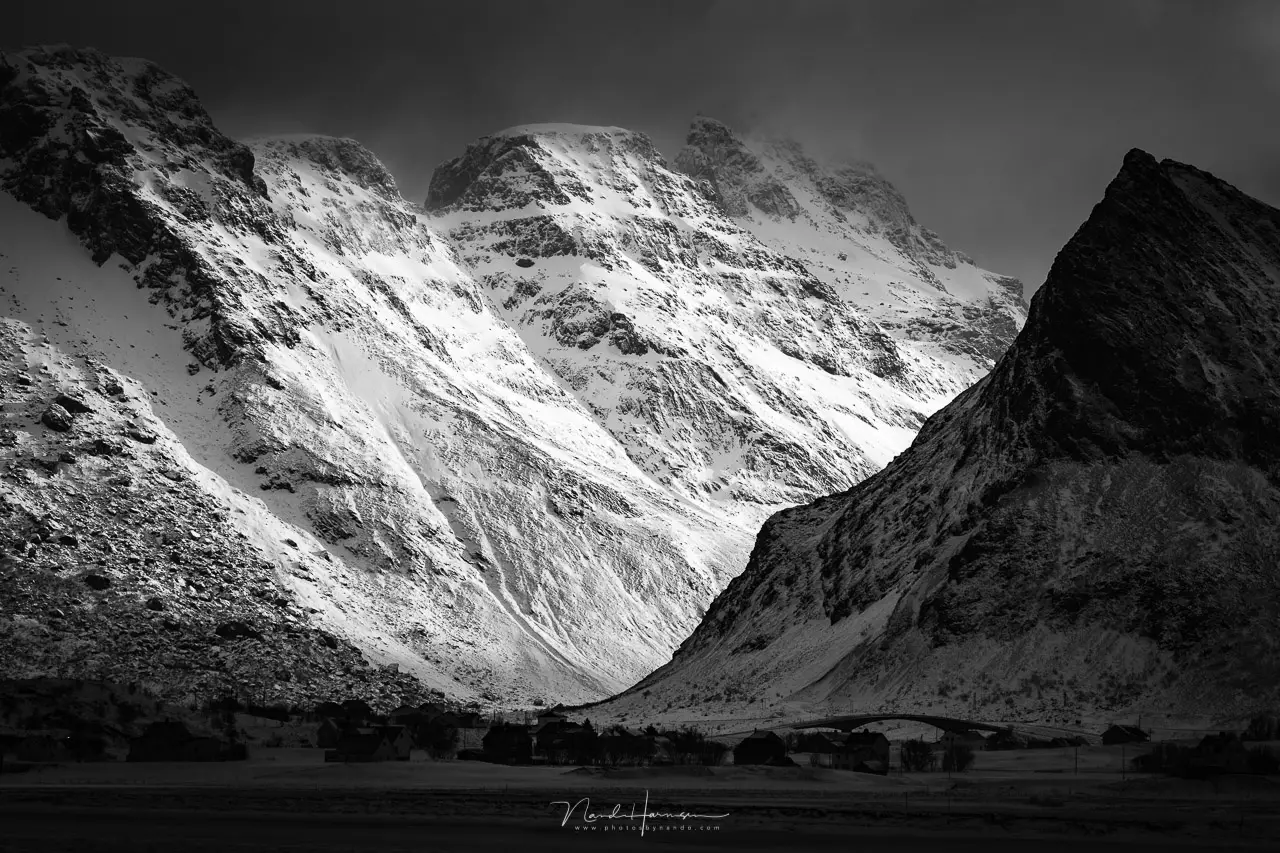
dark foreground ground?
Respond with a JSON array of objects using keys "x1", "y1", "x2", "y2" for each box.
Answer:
[
  {"x1": 0, "y1": 782, "x2": 1275, "y2": 852},
  {"x1": 0, "y1": 807, "x2": 1267, "y2": 853}
]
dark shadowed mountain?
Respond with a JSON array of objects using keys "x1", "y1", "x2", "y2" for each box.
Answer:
[{"x1": 615, "y1": 149, "x2": 1280, "y2": 722}]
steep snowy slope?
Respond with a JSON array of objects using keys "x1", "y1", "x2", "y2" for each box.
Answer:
[
  {"x1": 0, "y1": 47, "x2": 736, "y2": 704},
  {"x1": 426, "y1": 123, "x2": 962, "y2": 514},
  {"x1": 0, "y1": 303, "x2": 435, "y2": 710},
  {"x1": 617, "y1": 150, "x2": 1280, "y2": 723},
  {"x1": 676, "y1": 117, "x2": 1027, "y2": 393}
]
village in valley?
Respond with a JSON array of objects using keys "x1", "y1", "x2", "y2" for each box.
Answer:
[
  {"x1": 3, "y1": 677, "x2": 1280, "y2": 849},
  {"x1": 2, "y1": 677, "x2": 1278, "y2": 781}
]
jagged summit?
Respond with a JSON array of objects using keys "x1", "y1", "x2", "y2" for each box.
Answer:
[
  {"x1": 674, "y1": 116, "x2": 1028, "y2": 381},
  {"x1": 253, "y1": 136, "x2": 402, "y2": 202},
  {"x1": 1, "y1": 44, "x2": 265, "y2": 212},
  {"x1": 989, "y1": 147, "x2": 1280, "y2": 471},
  {"x1": 425, "y1": 123, "x2": 665, "y2": 213},
  {"x1": 678, "y1": 115, "x2": 956, "y2": 266},
  {"x1": 613, "y1": 149, "x2": 1280, "y2": 722},
  {"x1": 676, "y1": 117, "x2": 802, "y2": 220}
]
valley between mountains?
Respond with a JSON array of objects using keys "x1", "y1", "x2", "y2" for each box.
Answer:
[{"x1": 15, "y1": 45, "x2": 1272, "y2": 727}]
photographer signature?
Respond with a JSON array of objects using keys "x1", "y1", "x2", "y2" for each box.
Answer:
[{"x1": 551, "y1": 789, "x2": 729, "y2": 836}]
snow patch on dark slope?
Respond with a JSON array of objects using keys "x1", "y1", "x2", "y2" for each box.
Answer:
[{"x1": 614, "y1": 149, "x2": 1280, "y2": 724}]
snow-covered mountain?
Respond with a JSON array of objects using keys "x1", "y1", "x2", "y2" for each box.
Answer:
[
  {"x1": 676, "y1": 117, "x2": 1026, "y2": 388},
  {"x1": 424, "y1": 122, "x2": 1015, "y2": 510},
  {"x1": 614, "y1": 149, "x2": 1280, "y2": 723},
  {"x1": 0, "y1": 46, "x2": 1025, "y2": 708}
]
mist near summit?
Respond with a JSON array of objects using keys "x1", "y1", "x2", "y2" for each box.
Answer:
[{"x1": 12, "y1": 0, "x2": 1280, "y2": 294}]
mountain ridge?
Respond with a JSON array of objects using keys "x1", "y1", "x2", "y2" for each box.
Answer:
[
  {"x1": 0, "y1": 45, "x2": 1026, "y2": 708},
  {"x1": 675, "y1": 116, "x2": 1027, "y2": 376}
]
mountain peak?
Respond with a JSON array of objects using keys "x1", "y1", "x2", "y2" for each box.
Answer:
[
  {"x1": 686, "y1": 115, "x2": 739, "y2": 143},
  {"x1": 674, "y1": 115, "x2": 1027, "y2": 371},
  {"x1": 424, "y1": 123, "x2": 665, "y2": 212},
  {"x1": 0, "y1": 44, "x2": 266, "y2": 234},
  {"x1": 675, "y1": 116, "x2": 801, "y2": 220},
  {"x1": 675, "y1": 116, "x2": 960, "y2": 267},
  {"x1": 1121, "y1": 146, "x2": 1160, "y2": 170},
  {"x1": 1000, "y1": 151, "x2": 1280, "y2": 471},
  {"x1": 253, "y1": 135, "x2": 400, "y2": 201}
]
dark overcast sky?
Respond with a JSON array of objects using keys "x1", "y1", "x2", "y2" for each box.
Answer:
[{"x1": 12, "y1": 0, "x2": 1280, "y2": 291}]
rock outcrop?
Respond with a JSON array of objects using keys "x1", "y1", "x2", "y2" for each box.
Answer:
[
  {"x1": 676, "y1": 117, "x2": 1028, "y2": 376},
  {"x1": 425, "y1": 123, "x2": 974, "y2": 515}
]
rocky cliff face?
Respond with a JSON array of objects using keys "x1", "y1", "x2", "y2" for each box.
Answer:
[
  {"x1": 677, "y1": 117, "x2": 1027, "y2": 378},
  {"x1": 617, "y1": 150, "x2": 1280, "y2": 723},
  {"x1": 424, "y1": 123, "x2": 982, "y2": 512},
  {"x1": 0, "y1": 47, "x2": 1025, "y2": 709}
]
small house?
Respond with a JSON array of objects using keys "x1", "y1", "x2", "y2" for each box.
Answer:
[
  {"x1": 315, "y1": 701, "x2": 345, "y2": 719},
  {"x1": 1101, "y1": 725, "x2": 1149, "y2": 746},
  {"x1": 16, "y1": 734, "x2": 69, "y2": 763},
  {"x1": 340, "y1": 700, "x2": 374, "y2": 725},
  {"x1": 325, "y1": 732, "x2": 396, "y2": 763},
  {"x1": 795, "y1": 732, "x2": 844, "y2": 755},
  {"x1": 454, "y1": 712, "x2": 487, "y2": 749},
  {"x1": 455, "y1": 711, "x2": 485, "y2": 729},
  {"x1": 1189, "y1": 732, "x2": 1249, "y2": 776},
  {"x1": 535, "y1": 720, "x2": 580, "y2": 755},
  {"x1": 127, "y1": 721, "x2": 244, "y2": 762},
  {"x1": 541, "y1": 722, "x2": 599, "y2": 765},
  {"x1": 832, "y1": 730, "x2": 890, "y2": 774},
  {"x1": 940, "y1": 730, "x2": 987, "y2": 751},
  {"x1": 434, "y1": 712, "x2": 462, "y2": 729},
  {"x1": 482, "y1": 723, "x2": 533, "y2": 765},
  {"x1": 388, "y1": 706, "x2": 424, "y2": 727},
  {"x1": 184, "y1": 737, "x2": 232, "y2": 762},
  {"x1": 316, "y1": 717, "x2": 344, "y2": 749},
  {"x1": 128, "y1": 721, "x2": 194, "y2": 762},
  {"x1": 536, "y1": 707, "x2": 568, "y2": 731},
  {"x1": 375, "y1": 725, "x2": 414, "y2": 760},
  {"x1": 986, "y1": 728, "x2": 1030, "y2": 750},
  {"x1": 733, "y1": 730, "x2": 786, "y2": 766},
  {"x1": 412, "y1": 715, "x2": 463, "y2": 757}
]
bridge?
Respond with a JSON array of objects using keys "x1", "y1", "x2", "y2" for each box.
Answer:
[{"x1": 787, "y1": 713, "x2": 1011, "y2": 735}]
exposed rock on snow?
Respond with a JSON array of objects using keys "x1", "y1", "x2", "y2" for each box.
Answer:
[
  {"x1": 0, "y1": 319, "x2": 435, "y2": 710},
  {"x1": 676, "y1": 117, "x2": 1027, "y2": 374},
  {"x1": 41, "y1": 403, "x2": 74, "y2": 432},
  {"x1": 619, "y1": 150, "x2": 1280, "y2": 722},
  {"x1": 425, "y1": 122, "x2": 1018, "y2": 514}
]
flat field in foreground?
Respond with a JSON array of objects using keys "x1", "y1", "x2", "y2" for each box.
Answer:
[{"x1": 0, "y1": 747, "x2": 1275, "y2": 851}]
